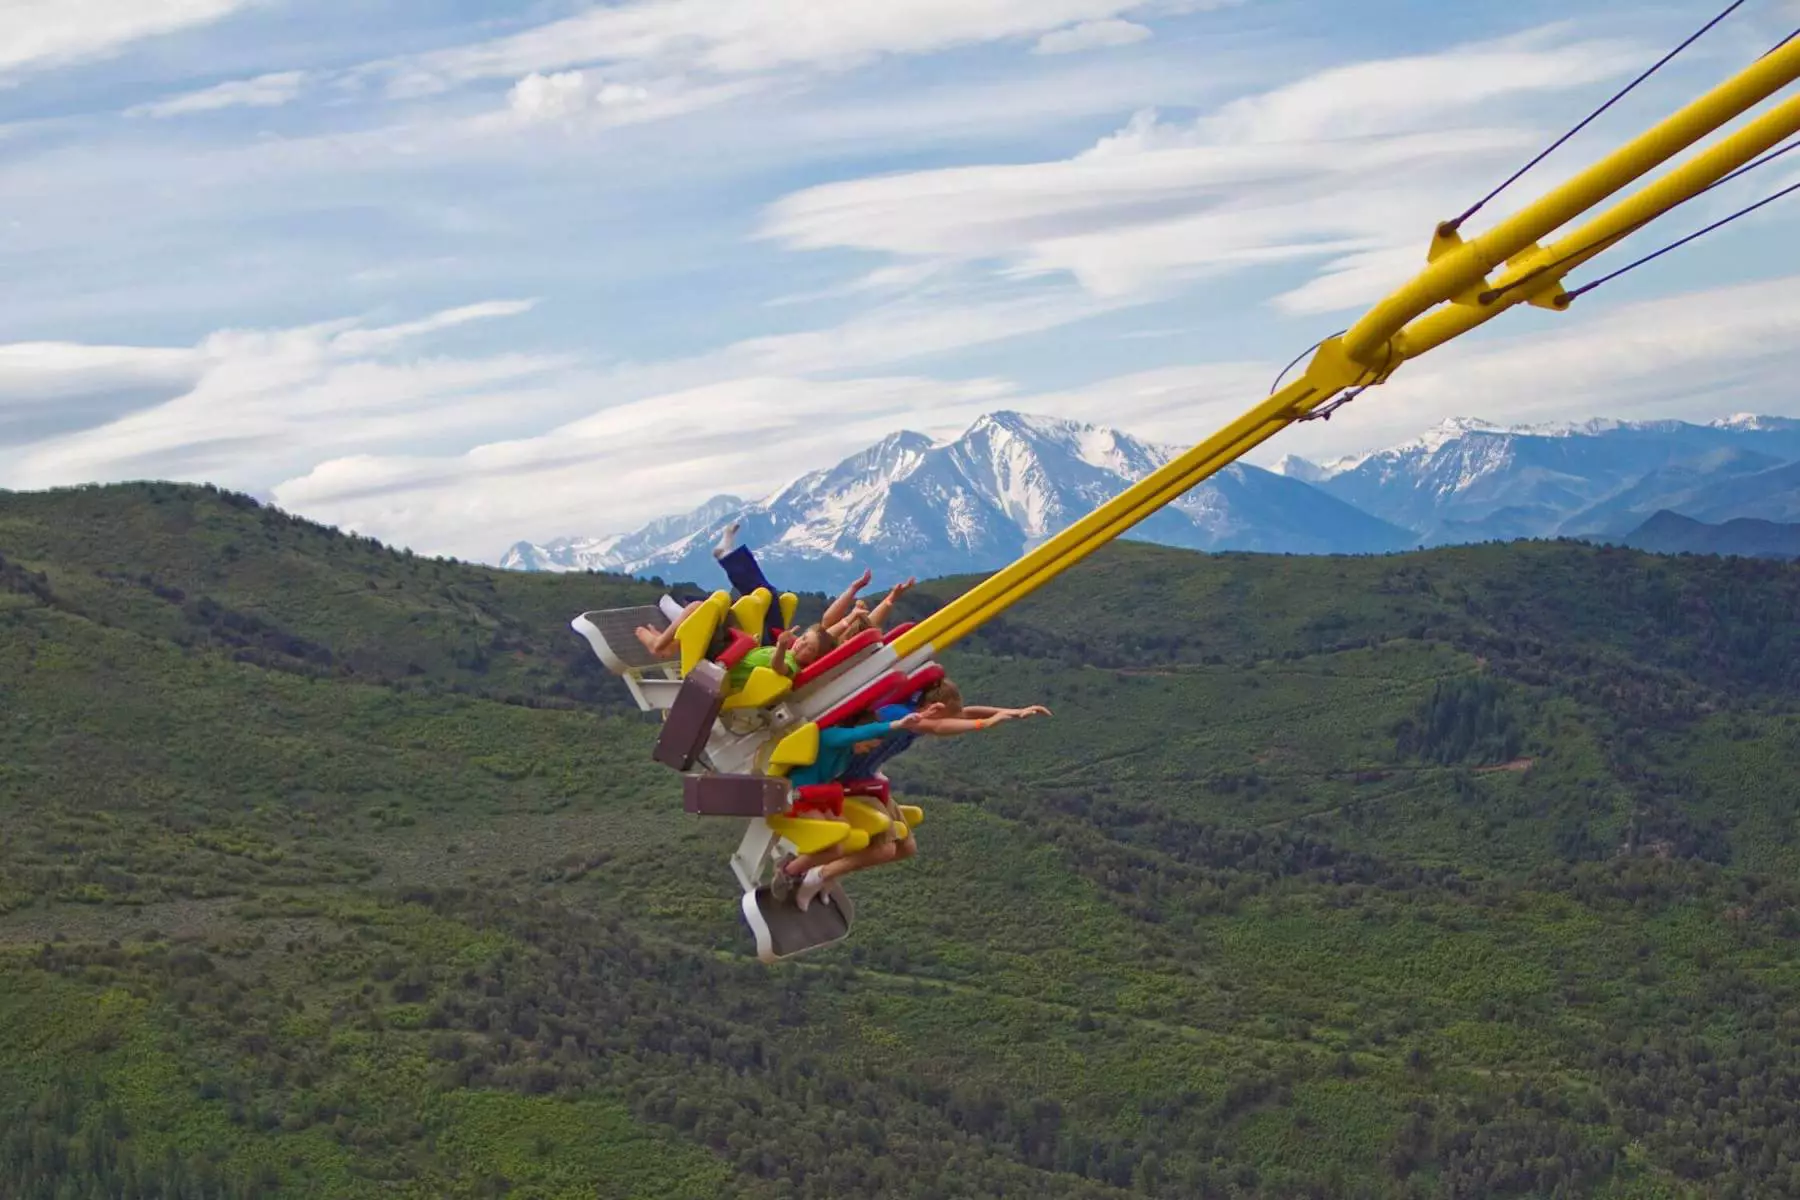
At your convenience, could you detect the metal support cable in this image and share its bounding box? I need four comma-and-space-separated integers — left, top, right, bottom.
1445, 0, 1750, 234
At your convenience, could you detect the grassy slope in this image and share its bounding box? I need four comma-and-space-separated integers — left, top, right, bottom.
2, 483, 1799, 1199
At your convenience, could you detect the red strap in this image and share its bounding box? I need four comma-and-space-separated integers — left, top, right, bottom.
865, 662, 945, 712
882, 622, 917, 644
816, 671, 905, 731
844, 779, 891, 806
792, 628, 882, 689
789, 783, 845, 817
714, 627, 758, 669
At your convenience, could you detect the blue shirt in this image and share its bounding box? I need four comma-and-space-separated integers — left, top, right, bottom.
790, 720, 895, 787
844, 703, 919, 780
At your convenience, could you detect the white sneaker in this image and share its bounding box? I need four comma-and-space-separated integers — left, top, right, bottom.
712, 521, 742, 560
795, 867, 829, 912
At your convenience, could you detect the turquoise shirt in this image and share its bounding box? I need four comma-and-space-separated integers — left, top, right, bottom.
790, 721, 894, 787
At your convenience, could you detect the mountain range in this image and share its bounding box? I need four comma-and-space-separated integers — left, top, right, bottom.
502, 411, 1800, 589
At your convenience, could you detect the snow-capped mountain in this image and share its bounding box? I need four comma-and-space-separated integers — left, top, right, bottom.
1286, 415, 1800, 544
505, 411, 1418, 591
504, 411, 1800, 585
500, 493, 744, 573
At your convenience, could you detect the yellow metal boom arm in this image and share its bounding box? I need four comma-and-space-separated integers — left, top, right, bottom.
892, 36, 1800, 662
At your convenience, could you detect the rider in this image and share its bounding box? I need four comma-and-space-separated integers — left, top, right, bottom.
781, 679, 1052, 910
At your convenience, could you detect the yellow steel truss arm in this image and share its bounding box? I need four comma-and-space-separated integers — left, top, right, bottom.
891, 36, 1800, 662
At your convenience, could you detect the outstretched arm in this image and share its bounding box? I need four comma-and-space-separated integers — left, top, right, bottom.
910, 708, 1047, 737
961, 705, 1053, 720
867, 577, 916, 629
818, 712, 922, 749
822, 568, 875, 628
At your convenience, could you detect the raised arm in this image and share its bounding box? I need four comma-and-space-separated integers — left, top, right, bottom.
867, 577, 916, 630
822, 568, 874, 628
770, 632, 798, 677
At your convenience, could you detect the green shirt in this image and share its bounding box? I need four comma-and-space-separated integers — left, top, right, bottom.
727, 645, 798, 690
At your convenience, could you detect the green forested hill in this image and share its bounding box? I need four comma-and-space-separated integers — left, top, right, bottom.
3, 483, 1799, 1199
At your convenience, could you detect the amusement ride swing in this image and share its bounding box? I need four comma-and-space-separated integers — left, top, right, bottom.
573, 6, 1800, 962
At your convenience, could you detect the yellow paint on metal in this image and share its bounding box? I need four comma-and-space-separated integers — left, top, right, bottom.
768, 724, 821, 773
677, 592, 731, 677
1344, 39, 1800, 367
890, 40, 1800, 661
841, 798, 894, 837
767, 815, 858, 855
721, 666, 793, 711
731, 588, 774, 642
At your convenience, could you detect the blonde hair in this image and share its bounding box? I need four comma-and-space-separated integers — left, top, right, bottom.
920, 678, 963, 715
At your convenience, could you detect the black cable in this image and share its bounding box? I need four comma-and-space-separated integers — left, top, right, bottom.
1559, 174, 1800, 304
1269, 331, 1345, 395
1478, 134, 1800, 305
1760, 28, 1798, 59
1297, 336, 1396, 423
1444, 0, 1749, 235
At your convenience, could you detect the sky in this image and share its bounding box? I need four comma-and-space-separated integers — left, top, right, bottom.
1, 0, 1798, 560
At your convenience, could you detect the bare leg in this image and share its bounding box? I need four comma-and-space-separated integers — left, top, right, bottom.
795, 835, 917, 908
635, 600, 702, 657
825, 834, 916, 881
782, 845, 847, 877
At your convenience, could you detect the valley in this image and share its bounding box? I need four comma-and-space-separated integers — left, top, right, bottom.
3, 484, 1800, 1198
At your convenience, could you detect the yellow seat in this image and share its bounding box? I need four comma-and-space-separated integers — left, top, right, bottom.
677, 592, 731, 677
721, 666, 793, 711
767, 724, 820, 774
767, 815, 861, 855
731, 588, 773, 642
778, 592, 799, 632
841, 798, 893, 837
897, 804, 924, 828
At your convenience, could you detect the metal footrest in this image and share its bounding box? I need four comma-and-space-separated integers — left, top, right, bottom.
741, 883, 854, 964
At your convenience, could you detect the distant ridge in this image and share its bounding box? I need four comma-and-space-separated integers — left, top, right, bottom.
1621, 510, 1800, 560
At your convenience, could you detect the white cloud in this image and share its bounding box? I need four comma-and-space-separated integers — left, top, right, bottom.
0, 274, 1126, 530
496, 67, 760, 130
763, 28, 1644, 309
387, 0, 1162, 95
0, 0, 257, 76
0, 342, 199, 402
330, 300, 538, 355
7, 301, 561, 490
1034, 19, 1152, 55
728, 286, 1132, 375
271, 375, 1017, 554
129, 70, 308, 118
0, 343, 203, 444
507, 71, 596, 122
